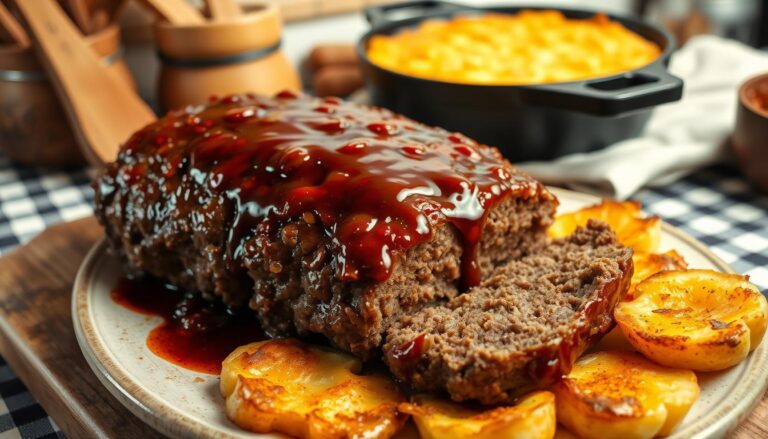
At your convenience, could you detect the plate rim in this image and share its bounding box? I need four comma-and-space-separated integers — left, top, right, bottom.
72, 187, 768, 439
72, 239, 228, 439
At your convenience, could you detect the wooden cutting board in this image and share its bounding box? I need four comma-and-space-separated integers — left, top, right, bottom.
0, 216, 765, 438
0, 217, 162, 438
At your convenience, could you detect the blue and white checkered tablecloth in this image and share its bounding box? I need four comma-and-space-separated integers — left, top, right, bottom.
0, 149, 766, 438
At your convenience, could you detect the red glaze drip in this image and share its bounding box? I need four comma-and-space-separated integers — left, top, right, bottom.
111, 277, 265, 374
110, 93, 541, 286
391, 333, 426, 364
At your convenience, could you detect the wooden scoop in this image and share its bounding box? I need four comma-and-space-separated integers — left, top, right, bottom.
206, 0, 242, 20
10, 0, 156, 166
137, 0, 205, 25
0, 1, 28, 46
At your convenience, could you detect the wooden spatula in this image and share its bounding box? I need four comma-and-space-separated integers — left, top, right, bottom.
137, 0, 205, 25
0, 1, 28, 46
10, 0, 156, 166
206, 0, 241, 20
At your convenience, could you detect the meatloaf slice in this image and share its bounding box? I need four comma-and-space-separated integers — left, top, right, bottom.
383, 220, 633, 404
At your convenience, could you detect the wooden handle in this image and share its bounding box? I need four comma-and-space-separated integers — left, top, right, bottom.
206, 0, 241, 20
11, 0, 156, 166
83, 0, 125, 33
137, 0, 205, 25
0, 1, 28, 46
62, 0, 93, 33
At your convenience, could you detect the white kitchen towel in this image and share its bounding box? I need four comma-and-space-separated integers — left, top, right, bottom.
518, 35, 768, 199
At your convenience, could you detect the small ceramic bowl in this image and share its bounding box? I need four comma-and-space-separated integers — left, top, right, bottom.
733, 73, 768, 193
0, 24, 134, 168
154, 3, 300, 111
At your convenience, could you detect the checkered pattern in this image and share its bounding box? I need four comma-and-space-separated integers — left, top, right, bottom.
0, 148, 766, 438
0, 156, 93, 255
634, 166, 768, 292
0, 358, 63, 439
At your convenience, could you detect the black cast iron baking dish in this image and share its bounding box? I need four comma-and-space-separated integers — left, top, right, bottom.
357, 0, 684, 162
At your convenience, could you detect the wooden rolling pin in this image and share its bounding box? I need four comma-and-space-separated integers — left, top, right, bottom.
308, 44, 364, 97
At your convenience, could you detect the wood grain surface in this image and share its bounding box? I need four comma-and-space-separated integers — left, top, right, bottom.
0, 216, 764, 438
734, 396, 768, 438
0, 217, 163, 438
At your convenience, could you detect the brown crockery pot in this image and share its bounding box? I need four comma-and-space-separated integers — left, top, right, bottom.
733, 73, 768, 193
0, 24, 134, 167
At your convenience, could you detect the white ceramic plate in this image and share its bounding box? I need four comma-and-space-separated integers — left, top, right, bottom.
73, 188, 768, 438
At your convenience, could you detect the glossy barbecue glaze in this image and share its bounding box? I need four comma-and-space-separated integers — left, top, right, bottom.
99, 92, 542, 287
111, 276, 265, 374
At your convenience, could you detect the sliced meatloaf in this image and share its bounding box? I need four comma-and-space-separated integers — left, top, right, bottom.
93, 92, 557, 359
241, 195, 554, 357
383, 220, 633, 404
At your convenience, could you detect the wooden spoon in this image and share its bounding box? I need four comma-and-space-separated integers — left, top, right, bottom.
137, 0, 205, 25
10, 0, 156, 166
0, 1, 28, 46
206, 0, 241, 20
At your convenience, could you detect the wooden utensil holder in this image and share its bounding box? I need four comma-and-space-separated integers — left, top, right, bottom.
154, 3, 300, 111
0, 24, 134, 167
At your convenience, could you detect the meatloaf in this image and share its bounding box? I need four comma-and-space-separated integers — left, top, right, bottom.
384, 220, 633, 404
93, 91, 557, 358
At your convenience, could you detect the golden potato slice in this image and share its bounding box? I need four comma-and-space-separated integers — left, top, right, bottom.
399, 391, 556, 439
615, 269, 768, 371
549, 200, 661, 253
596, 251, 689, 352
554, 351, 699, 439
221, 339, 407, 439
628, 250, 688, 300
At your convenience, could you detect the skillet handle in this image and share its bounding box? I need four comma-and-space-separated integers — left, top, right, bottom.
365, 0, 466, 28
519, 62, 684, 116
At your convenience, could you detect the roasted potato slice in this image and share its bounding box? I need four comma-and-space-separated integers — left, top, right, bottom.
549, 200, 661, 253
615, 270, 768, 371
399, 391, 556, 439
628, 250, 688, 300
554, 351, 699, 439
221, 339, 407, 439
597, 251, 689, 352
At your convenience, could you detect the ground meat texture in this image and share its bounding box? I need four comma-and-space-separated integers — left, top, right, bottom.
242, 196, 554, 357
383, 221, 633, 404
93, 92, 557, 359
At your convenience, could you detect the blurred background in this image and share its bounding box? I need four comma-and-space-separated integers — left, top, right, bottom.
116, 0, 768, 101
